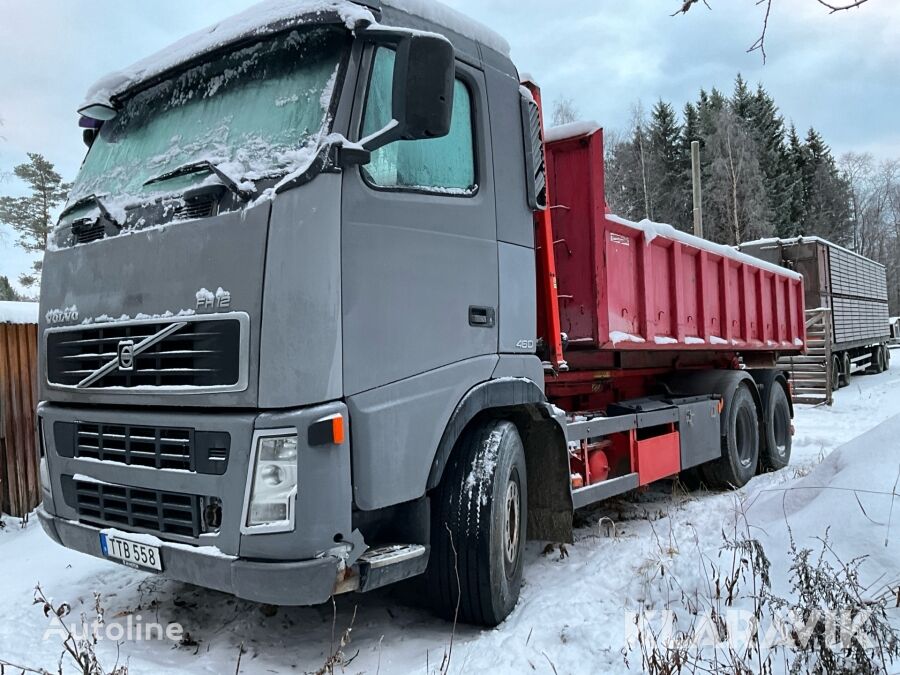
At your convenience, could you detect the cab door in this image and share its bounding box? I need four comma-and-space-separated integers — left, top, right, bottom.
340, 46, 499, 396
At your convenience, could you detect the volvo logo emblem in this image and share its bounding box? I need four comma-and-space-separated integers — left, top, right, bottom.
117, 340, 135, 371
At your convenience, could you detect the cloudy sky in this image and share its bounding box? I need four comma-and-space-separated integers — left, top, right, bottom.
0, 0, 897, 294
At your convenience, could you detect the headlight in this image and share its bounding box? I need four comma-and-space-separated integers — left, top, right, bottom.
245, 433, 298, 530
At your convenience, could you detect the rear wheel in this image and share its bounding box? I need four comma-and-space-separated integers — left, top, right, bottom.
868, 347, 885, 374
831, 355, 841, 392
702, 385, 760, 489
428, 420, 527, 627
760, 382, 791, 471
840, 352, 852, 388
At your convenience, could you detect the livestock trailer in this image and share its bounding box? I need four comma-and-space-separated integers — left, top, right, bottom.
740, 237, 891, 390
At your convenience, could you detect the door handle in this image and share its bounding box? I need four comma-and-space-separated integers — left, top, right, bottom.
469, 306, 496, 328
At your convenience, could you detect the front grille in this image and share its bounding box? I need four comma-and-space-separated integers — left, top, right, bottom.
76, 423, 191, 470
174, 196, 217, 221
71, 478, 203, 538
54, 421, 230, 475
46, 315, 244, 391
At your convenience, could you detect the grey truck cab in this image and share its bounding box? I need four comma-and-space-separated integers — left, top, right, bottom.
37, 0, 569, 626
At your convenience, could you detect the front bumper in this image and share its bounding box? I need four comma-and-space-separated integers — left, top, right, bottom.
38, 507, 345, 606
38, 400, 356, 604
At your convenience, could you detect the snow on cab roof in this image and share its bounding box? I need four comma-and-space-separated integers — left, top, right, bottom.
0, 301, 39, 325
80, 0, 510, 111
386, 0, 509, 55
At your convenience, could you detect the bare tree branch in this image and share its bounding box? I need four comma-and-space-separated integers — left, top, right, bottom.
672, 0, 711, 16
747, 0, 774, 63
676, 0, 872, 61
816, 0, 870, 12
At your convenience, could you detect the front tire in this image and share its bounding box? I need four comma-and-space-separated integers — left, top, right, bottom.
428, 420, 527, 627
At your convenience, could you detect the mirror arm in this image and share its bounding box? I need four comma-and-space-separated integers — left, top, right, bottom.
336, 144, 372, 168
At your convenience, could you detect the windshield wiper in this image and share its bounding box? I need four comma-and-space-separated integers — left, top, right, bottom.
143, 160, 256, 202
59, 194, 121, 229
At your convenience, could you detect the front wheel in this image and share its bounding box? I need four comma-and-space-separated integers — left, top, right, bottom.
428, 420, 527, 627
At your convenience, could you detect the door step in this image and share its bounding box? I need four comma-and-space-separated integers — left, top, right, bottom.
357, 544, 429, 592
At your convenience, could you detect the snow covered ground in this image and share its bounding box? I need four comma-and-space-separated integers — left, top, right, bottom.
1, 361, 899, 674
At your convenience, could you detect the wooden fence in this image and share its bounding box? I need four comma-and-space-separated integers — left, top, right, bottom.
0, 321, 40, 518
778, 308, 834, 406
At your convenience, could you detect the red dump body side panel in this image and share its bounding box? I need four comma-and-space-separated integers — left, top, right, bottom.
546, 129, 806, 353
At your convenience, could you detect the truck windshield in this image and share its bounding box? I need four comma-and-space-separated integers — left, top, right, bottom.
68, 26, 348, 206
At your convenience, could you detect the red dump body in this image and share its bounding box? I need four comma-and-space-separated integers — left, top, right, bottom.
545, 128, 806, 357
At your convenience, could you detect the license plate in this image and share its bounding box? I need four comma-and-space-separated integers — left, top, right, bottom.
100, 533, 163, 572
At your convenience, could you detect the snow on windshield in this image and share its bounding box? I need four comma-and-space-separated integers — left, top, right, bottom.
67, 26, 347, 213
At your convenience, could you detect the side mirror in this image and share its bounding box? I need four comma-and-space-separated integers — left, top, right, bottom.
391, 33, 455, 142
358, 29, 456, 155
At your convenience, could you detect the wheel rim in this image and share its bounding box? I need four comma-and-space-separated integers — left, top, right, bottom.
735, 405, 756, 469
503, 475, 520, 572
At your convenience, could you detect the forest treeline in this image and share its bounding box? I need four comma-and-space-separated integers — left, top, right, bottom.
597, 75, 900, 312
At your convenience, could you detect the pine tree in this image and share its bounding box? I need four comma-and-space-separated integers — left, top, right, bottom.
648, 100, 686, 228
747, 85, 793, 236
731, 74, 754, 122
0, 276, 20, 301
785, 124, 807, 234
801, 128, 853, 245
0, 153, 71, 289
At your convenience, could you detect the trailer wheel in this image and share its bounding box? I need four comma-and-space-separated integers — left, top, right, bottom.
760, 382, 791, 471
428, 420, 527, 627
703, 384, 759, 489
867, 348, 881, 374
870, 347, 885, 374
840, 352, 852, 388
831, 355, 841, 392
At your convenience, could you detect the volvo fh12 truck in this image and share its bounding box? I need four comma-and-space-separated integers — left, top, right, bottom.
36, 0, 805, 627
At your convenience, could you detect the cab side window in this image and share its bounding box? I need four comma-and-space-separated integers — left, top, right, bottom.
361, 47, 476, 194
